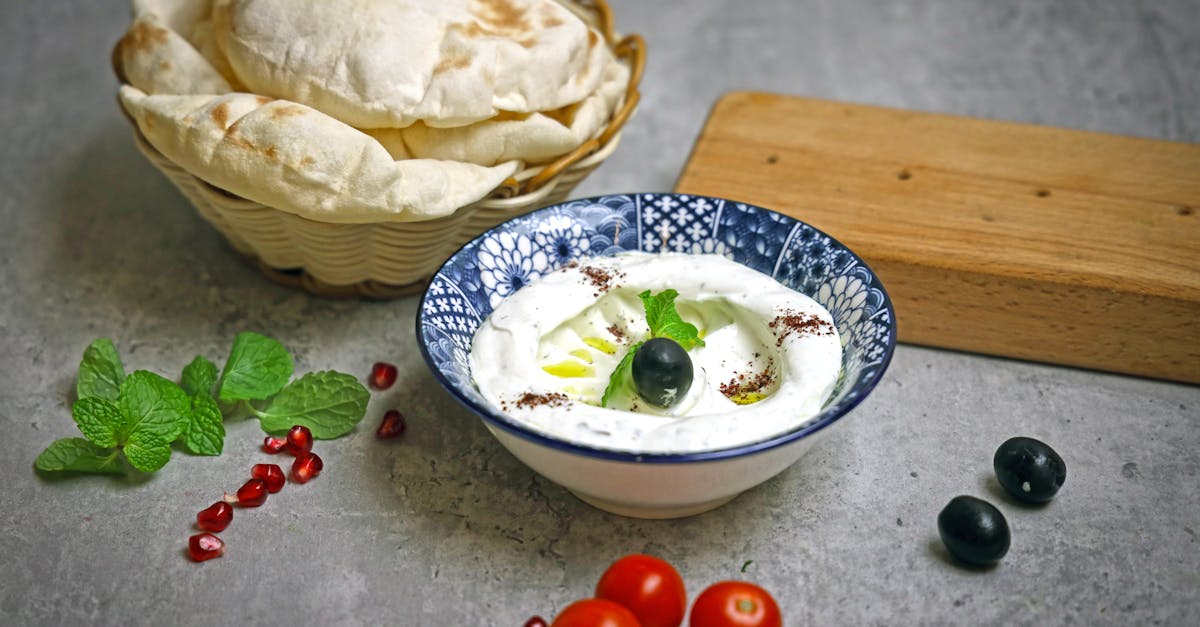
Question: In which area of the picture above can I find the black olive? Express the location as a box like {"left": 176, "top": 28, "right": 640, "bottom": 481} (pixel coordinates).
{"left": 937, "top": 495, "right": 1010, "bottom": 566}
{"left": 631, "top": 337, "right": 693, "bottom": 408}
{"left": 993, "top": 436, "right": 1066, "bottom": 503}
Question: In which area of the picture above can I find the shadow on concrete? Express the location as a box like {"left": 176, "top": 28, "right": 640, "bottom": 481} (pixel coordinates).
{"left": 927, "top": 538, "right": 1000, "bottom": 573}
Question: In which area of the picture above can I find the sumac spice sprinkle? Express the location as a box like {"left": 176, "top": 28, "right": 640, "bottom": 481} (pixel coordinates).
{"left": 514, "top": 391, "right": 570, "bottom": 410}
{"left": 579, "top": 265, "right": 624, "bottom": 293}
{"left": 719, "top": 360, "right": 776, "bottom": 403}
{"left": 768, "top": 311, "right": 834, "bottom": 346}
{"left": 607, "top": 324, "right": 627, "bottom": 343}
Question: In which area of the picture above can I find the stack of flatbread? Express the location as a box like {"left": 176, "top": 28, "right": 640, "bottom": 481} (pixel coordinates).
{"left": 116, "top": 0, "right": 631, "bottom": 223}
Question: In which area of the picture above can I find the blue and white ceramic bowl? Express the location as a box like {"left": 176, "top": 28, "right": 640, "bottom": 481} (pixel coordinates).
{"left": 417, "top": 193, "right": 895, "bottom": 518}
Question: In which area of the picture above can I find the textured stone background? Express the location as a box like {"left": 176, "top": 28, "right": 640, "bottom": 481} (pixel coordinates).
{"left": 1, "top": 0, "right": 1197, "bottom": 625}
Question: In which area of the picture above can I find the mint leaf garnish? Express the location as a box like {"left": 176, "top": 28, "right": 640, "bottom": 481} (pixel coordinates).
{"left": 219, "top": 332, "right": 294, "bottom": 401}
{"left": 117, "top": 370, "right": 190, "bottom": 444}
{"left": 638, "top": 289, "right": 704, "bottom": 349}
{"left": 602, "top": 289, "right": 704, "bottom": 407}
{"left": 34, "top": 438, "right": 123, "bottom": 475}
{"left": 71, "top": 397, "right": 123, "bottom": 448}
{"left": 182, "top": 395, "right": 225, "bottom": 456}
{"left": 255, "top": 371, "right": 369, "bottom": 439}
{"left": 124, "top": 432, "right": 172, "bottom": 473}
{"left": 600, "top": 341, "right": 642, "bottom": 408}
{"left": 181, "top": 356, "right": 219, "bottom": 399}
{"left": 77, "top": 338, "right": 125, "bottom": 402}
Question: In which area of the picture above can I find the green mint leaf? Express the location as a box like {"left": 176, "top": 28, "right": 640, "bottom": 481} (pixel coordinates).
{"left": 602, "top": 290, "right": 702, "bottom": 407}
{"left": 34, "top": 438, "right": 124, "bottom": 475}
{"left": 71, "top": 397, "right": 123, "bottom": 448}
{"left": 638, "top": 290, "right": 704, "bottom": 350}
{"left": 182, "top": 394, "right": 225, "bottom": 456}
{"left": 76, "top": 338, "right": 125, "bottom": 402}
{"left": 123, "top": 431, "right": 172, "bottom": 473}
{"left": 218, "top": 332, "right": 294, "bottom": 402}
{"left": 255, "top": 371, "right": 369, "bottom": 439}
{"left": 180, "top": 356, "right": 219, "bottom": 399}
{"left": 117, "top": 370, "right": 191, "bottom": 444}
{"left": 601, "top": 341, "right": 642, "bottom": 408}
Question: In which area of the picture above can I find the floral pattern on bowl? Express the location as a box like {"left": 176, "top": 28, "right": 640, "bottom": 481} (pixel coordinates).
{"left": 418, "top": 193, "right": 896, "bottom": 461}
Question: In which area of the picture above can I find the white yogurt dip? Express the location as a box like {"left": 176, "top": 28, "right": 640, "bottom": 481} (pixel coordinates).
{"left": 469, "top": 252, "right": 842, "bottom": 453}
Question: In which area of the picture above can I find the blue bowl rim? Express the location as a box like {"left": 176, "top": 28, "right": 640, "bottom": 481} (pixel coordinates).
{"left": 416, "top": 192, "right": 897, "bottom": 464}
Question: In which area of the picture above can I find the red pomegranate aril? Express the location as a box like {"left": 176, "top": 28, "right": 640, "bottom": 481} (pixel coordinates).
{"left": 291, "top": 452, "right": 323, "bottom": 484}
{"left": 188, "top": 533, "right": 225, "bottom": 562}
{"left": 196, "top": 501, "right": 233, "bottom": 532}
{"left": 285, "top": 425, "right": 313, "bottom": 455}
{"left": 369, "top": 362, "right": 398, "bottom": 390}
{"left": 523, "top": 617, "right": 548, "bottom": 627}
{"left": 251, "top": 463, "right": 286, "bottom": 493}
{"left": 262, "top": 435, "right": 287, "bottom": 454}
{"left": 226, "top": 478, "right": 269, "bottom": 507}
{"left": 376, "top": 409, "right": 406, "bottom": 439}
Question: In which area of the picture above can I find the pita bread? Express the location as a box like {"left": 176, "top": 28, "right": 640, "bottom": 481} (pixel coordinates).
{"left": 367, "top": 51, "right": 629, "bottom": 165}
{"left": 119, "top": 86, "right": 520, "bottom": 223}
{"left": 212, "top": 0, "right": 611, "bottom": 129}
{"left": 116, "top": 0, "right": 627, "bottom": 224}
{"left": 132, "top": 0, "right": 212, "bottom": 34}
{"left": 117, "top": 11, "right": 232, "bottom": 95}
{"left": 129, "top": 1, "right": 246, "bottom": 90}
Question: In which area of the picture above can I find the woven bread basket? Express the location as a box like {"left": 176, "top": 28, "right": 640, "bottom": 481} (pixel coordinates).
{"left": 114, "top": 0, "right": 644, "bottom": 299}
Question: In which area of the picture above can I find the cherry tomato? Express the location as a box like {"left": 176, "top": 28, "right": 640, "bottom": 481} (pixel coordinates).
{"left": 689, "top": 581, "right": 781, "bottom": 627}
{"left": 594, "top": 554, "right": 686, "bottom": 627}
{"left": 551, "top": 599, "right": 641, "bottom": 627}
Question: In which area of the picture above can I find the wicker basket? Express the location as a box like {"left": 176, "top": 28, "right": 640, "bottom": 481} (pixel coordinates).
{"left": 114, "top": 0, "right": 644, "bottom": 299}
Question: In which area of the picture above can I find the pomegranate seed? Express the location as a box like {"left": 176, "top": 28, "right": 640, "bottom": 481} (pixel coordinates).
{"left": 262, "top": 436, "right": 287, "bottom": 454}
{"left": 251, "top": 463, "right": 286, "bottom": 493}
{"left": 196, "top": 501, "right": 233, "bottom": 532}
{"left": 291, "top": 452, "right": 323, "bottom": 484}
{"left": 225, "top": 478, "right": 269, "bottom": 507}
{"left": 369, "top": 362, "right": 398, "bottom": 390}
{"left": 375, "top": 409, "right": 406, "bottom": 439}
{"left": 523, "top": 617, "right": 548, "bottom": 627}
{"left": 285, "top": 425, "right": 313, "bottom": 455}
{"left": 188, "top": 533, "right": 225, "bottom": 562}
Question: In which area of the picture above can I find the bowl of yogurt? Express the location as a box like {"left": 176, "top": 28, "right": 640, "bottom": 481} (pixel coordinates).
{"left": 417, "top": 193, "right": 895, "bottom": 518}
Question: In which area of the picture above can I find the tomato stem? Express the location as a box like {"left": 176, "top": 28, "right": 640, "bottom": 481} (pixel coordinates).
{"left": 737, "top": 599, "right": 758, "bottom": 614}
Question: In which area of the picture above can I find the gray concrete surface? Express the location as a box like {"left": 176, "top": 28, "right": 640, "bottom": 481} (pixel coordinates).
{"left": 2, "top": 0, "right": 1198, "bottom": 625}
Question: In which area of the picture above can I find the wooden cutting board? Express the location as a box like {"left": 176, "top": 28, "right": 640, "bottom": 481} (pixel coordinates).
{"left": 675, "top": 92, "right": 1200, "bottom": 384}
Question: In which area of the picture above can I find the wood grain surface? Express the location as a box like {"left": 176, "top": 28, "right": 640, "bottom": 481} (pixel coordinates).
{"left": 676, "top": 92, "right": 1200, "bottom": 383}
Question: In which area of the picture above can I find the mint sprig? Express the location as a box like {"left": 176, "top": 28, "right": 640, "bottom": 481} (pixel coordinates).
{"left": 71, "top": 397, "right": 122, "bottom": 448}
{"left": 34, "top": 438, "right": 124, "bottom": 475}
{"left": 124, "top": 431, "right": 172, "bottom": 473}
{"left": 179, "top": 355, "right": 223, "bottom": 456}
{"left": 218, "top": 332, "right": 294, "bottom": 401}
{"left": 638, "top": 289, "right": 704, "bottom": 350}
{"left": 182, "top": 394, "right": 225, "bottom": 456}
{"left": 35, "top": 333, "right": 369, "bottom": 477}
{"left": 76, "top": 338, "right": 124, "bottom": 402}
{"left": 46, "top": 368, "right": 188, "bottom": 475}
{"left": 181, "top": 355, "right": 219, "bottom": 398}
{"left": 117, "top": 370, "right": 191, "bottom": 444}
{"left": 601, "top": 290, "right": 705, "bottom": 407}
{"left": 252, "top": 371, "right": 370, "bottom": 438}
